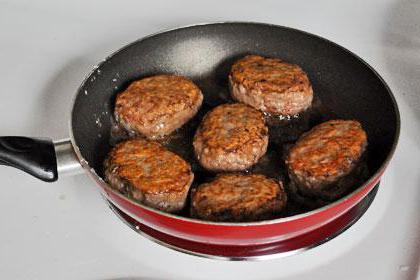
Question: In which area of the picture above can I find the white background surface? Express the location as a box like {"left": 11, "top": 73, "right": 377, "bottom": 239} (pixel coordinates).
{"left": 0, "top": 0, "right": 419, "bottom": 279}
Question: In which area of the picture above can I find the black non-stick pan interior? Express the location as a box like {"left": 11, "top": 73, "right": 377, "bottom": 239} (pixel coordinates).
{"left": 71, "top": 22, "right": 398, "bottom": 213}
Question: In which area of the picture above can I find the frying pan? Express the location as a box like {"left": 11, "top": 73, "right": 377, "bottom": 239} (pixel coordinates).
{"left": 0, "top": 22, "right": 399, "bottom": 250}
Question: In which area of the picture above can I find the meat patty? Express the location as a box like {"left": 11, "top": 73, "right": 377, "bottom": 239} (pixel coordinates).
{"left": 193, "top": 103, "right": 268, "bottom": 172}
{"left": 114, "top": 75, "right": 203, "bottom": 139}
{"left": 191, "top": 174, "right": 287, "bottom": 222}
{"left": 104, "top": 138, "right": 194, "bottom": 213}
{"left": 229, "top": 55, "right": 313, "bottom": 116}
{"left": 286, "top": 120, "right": 368, "bottom": 198}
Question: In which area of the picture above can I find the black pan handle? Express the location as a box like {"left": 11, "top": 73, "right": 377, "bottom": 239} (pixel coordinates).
{"left": 0, "top": 137, "right": 58, "bottom": 182}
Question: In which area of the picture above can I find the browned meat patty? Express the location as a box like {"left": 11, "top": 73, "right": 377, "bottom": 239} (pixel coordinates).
{"left": 193, "top": 103, "right": 268, "bottom": 172}
{"left": 286, "top": 120, "right": 367, "bottom": 198}
{"left": 114, "top": 75, "right": 203, "bottom": 139}
{"left": 104, "top": 138, "right": 194, "bottom": 213}
{"left": 229, "top": 55, "right": 313, "bottom": 116}
{"left": 191, "top": 174, "right": 287, "bottom": 222}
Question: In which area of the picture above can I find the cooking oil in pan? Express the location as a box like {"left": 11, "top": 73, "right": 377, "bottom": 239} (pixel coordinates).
{"left": 108, "top": 94, "right": 369, "bottom": 218}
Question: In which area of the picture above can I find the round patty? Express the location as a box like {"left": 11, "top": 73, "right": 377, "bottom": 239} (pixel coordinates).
{"left": 104, "top": 138, "right": 194, "bottom": 213}
{"left": 286, "top": 120, "right": 367, "bottom": 197}
{"left": 191, "top": 174, "right": 287, "bottom": 222}
{"left": 193, "top": 103, "right": 268, "bottom": 172}
{"left": 114, "top": 75, "right": 203, "bottom": 139}
{"left": 229, "top": 55, "right": 313, "bottom": 116}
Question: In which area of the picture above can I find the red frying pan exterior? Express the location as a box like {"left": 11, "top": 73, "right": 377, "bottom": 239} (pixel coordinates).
{"left": 107, "top": 184, "right": 379, "bottom": 259}
{"left": 85, "top": 159, "right": 382, "bottom": 246}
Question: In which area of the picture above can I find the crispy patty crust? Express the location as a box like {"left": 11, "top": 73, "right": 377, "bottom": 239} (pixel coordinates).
{"left": 286, "top": 120, "right": 367, "bottom": 197}
{"left": 191, "top": 174, "right": 287, "bottom": 222}
{"left": 115, "top": 74, "right": 203, "bottom": 139}
{"left": 104, "top": 138, "right": 194, "bottom": 212}
{"left": 229, "top": 55, "right": 313, "bottom": 115}
{"left": 193, "top": 103, "right": 268, "bottom": 171}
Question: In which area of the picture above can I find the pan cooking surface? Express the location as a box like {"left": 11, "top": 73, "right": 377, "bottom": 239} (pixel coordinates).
{"left": 71, "top": 23, "right": 398, "bottom": 218}
{"left": 110, "top": 90, "right": 367, "bottom": 217}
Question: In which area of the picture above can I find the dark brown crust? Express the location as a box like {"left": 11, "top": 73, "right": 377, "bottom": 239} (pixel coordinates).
{"left": 104, "top": 138, "right": 194, "bottom": 212}
{"left": 191, "top": 174, "right": 287, "bottom": 222}
{"left": 115, "top": 75, "right": 203, "bottom": 139}
{"left": 286, "top": 120, "right": 367, "bottom": 194}
{"left": 229, "top": 55, "right": 313, "bottom": 115}
{"left": 193, "top": 103, "right": 268, "bottom": 171}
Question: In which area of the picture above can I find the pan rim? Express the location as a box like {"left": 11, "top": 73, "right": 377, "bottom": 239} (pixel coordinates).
{"left": 69, "top": 21, "right": 400, "bottom": 227}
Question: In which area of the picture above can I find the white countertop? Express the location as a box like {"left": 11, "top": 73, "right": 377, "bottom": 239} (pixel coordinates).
{"left": 0, "top": 0, "right": 419, "bottom": 279}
